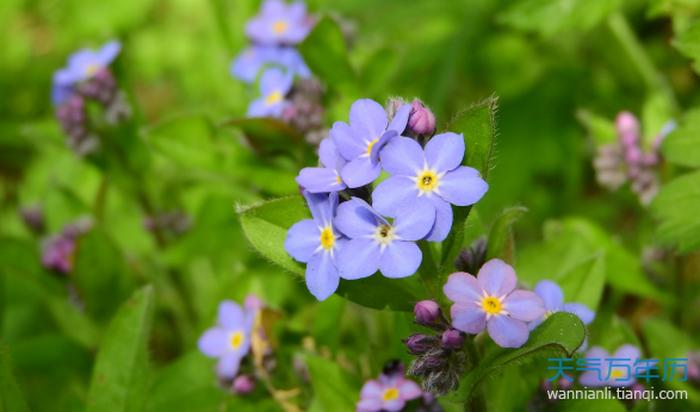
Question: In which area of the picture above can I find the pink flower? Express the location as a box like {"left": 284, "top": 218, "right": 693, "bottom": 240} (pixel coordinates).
{"left": 356, "top": 372, "right": 422, "bottom": 412}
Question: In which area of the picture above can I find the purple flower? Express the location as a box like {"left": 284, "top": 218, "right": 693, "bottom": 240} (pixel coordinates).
{"left": 295, "top": 138, "right": 347, "bottom": 193}
{"left": 247, "top": 68, "right": 293, "bottom": 118}
{"left": 356, "top": 371, "right": 422, "bottom": 412}
{"left": 52, "top": 41, "right": 121, "bottom": 105}
{"left": 334, "top": 197, "right": 434, "bottom": 279}
{"left": 330, "top": 99, "right": 411, "bottom": 188}
{"left": 407, "top": 99, "right": 436, "bottom": 136}
{"left": 245, "top": 0, "right": 312, "bottom": 46}
{"left": 198, "top": 300, "right": 254, "bottom": 379}
{"left": 579, "top": 345, "right": 649, "bottom": 387}
{"left": 414, "top": 300, "right": 441, "bottom": 326}
{"left": 41, "top": 234, "right": 76, "bottom": 274}
{"left": 232, "top": 374, "right": 256, "bottom": 394}
{"left": 530, "top": 280, "right": 595, "bottom": 330}
{"left": 231, "top": 46, "right": 310, "bottom": 83}
{"left": 443, "top": 259, "right": 545, "bottom": 348}
{"left": 373, "top": 132, "right": 488, "bottom": 241}
{"left": 284, "top": 192, "right": 347, "bottom": 300}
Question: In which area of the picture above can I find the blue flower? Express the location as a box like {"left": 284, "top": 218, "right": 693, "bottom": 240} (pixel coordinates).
{"left": 52, "top": 41, "right": 121, "bottom": 105}
{"left": 334, "top": 197, "right": 434, "bottom": 279}
{"left": 247, "top": 68, "right": 293, "bottom": 118}
{"left": 296, "top": 138, "right": 347, "bottom": 193}
{"left": 285, "top": 192, "right": 347, "bottom": 300}
{"left": 230, "top": 46, "right": 310, "bottom": 83}
{"left": 198, "top": 300, "right": 254, "bottom": 379}
{"left": 245, "top": 0, "right": 312, "bottom": 46}
{"left": 330, "top": 98, "right": 411, "bottom": 188}
{"left": 530, "top": 280, "right": 595, "bottom": 330}
{"left": 372, "top": 133, "right": 488, "bottom": 241}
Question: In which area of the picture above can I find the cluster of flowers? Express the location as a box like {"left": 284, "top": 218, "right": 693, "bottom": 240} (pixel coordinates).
{"left": 284, "top": 97, "right": 489, "bottom": 300}
{"left": 231, "top": 0, "right": 324, "bottom": 136}
{"left": 593, "top": 111, "right": 675, "bottom": 204}
{"left": 197, "top": 296, "right": 269, "bottom": 394}
{"left": 405, "top": 259, "right": 595, "bottom": 393}
{"left": 52, "top": 41, "right": 130, "bottom": 155}
{"left": 357, "top": 361, "right": 442, "bottom": 412}
{"left": 41, "top": 217, "right": 93, "bottom": 274}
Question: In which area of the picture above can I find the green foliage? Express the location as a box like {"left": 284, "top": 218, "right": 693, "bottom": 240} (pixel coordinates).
{"left": 305, "top": 354, "right": 360, "bottom": 411}
{"left": 486, "top": 206, "right": 527, "bottom": 263}
{"left": 651, "top": 170, "right": 700, "bottom": 253}
{"left": 298, "top": 16, "right": 356, "bottom": 91}
{"left": 86, "top": 286, "right": 154, "bottom": 412}
{"left": 0, "top": 343, "right": 30, "bottom": 412}
{"left": 662, "top": 107, "right": 700, "bottom": 168}
{"left": 447, "top": 312, "right": 585, "bottom": 402}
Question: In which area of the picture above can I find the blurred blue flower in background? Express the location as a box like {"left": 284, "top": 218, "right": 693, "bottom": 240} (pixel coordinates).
{"left": 198, "top": 300, "right": 254, "bottom": 379}
{"left": 246, "top": 68, "right": 293, "bottom": 117}
{"left": 231, "top": 46, "right": 310, "bottom": 83}
{"left": 245, "top": 0, "right": 312, "bottom": 46}
{"left": 530, "top": 280, "right": 595, "bottom": 330}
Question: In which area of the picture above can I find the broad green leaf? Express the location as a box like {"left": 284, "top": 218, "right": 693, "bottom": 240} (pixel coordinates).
{"left": 661, "top": 107, "right": 700, "bottom": 168}
{"left": 0, "top": 343, "right": 30, "bottom": 412}
{"left": 556, "top": 255, "right": 606, "bottom": 310}
{"left": 673, "top": 20, "right": 700, "bottom": 74}
{"left": 359, "top": 47, "right": 399, "bottom": 95}
{"left": 298, "top": 16, "right": 356, "bottom": 89}
{"left": 86, "top": 286, "right": 154, "bottom": 412}
{"left": 641, "top": 92, "right": 675, "bottom": 145}
{"left": 238, "top": 197, "right": 422, "bottom": 311}
{"left": 447, "top": 312, "right": 585, "bottom": 402}
{"left": 576, "top": 109, "right": 617, "bottom": 145}
{"left": 499, "top": 0, "right": 622, "bottom": 37}
{"left": 651, "top": 170, "right": 700, "bottom": 253}
{"left": 222, "top": 117, "right": 308, "bottom": 158}
{"left": 486, "top": 206, "right": 527, "bottom": 263}
{"left": 73, "top": 229, "right": 135, "bottom": 321}
{"left": 147, "top": 114, "right": 217, "bottom": 169}
{"left": 305, "top": 354, "right": 360, "bottom": 412}
{"left": 518, "top": 218, "right": 668, "bottom": 302}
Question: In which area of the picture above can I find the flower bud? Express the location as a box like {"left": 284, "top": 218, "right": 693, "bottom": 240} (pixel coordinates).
{"left": 455, "top": 237, "right": 487, "bottom": 274}
{"left": 244, "top": 294, "right": 264, "bottom": 311}
{"left": 20, "top": 205, "right": 45, "bottom": 235}
{"left": 405, "top": 334, "right": 438, "bottom": 355}
{"left": 408, "top": 99, "right": 436, "bottom": 136}
{"left": 441, "top": 329, "right": 464, "bottom": 349}
{"left": 616, "top": 111, "right": 639, "bottom": 146}
{"left": 232, "top": 374, "right": 256, "bottom": 395}
{"left": 414, "top": 300, "right": 440, "bottom": 325}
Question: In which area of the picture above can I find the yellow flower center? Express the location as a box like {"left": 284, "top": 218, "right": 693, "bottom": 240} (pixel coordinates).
{"left": 374, "top": 224, "right": 395, "bottom": 246}
{"left": 229, "top": 331, "right": 245, "bottom": 350}
{"left": 365, "top": 138, "right": 379, "bottom": 156}
{"left": 85, "top": 63, "right": 99, "bottom": 76}
{"left": 335, "top": 174, "right": 342, "bottom": 184}
{"left": 382, "top": 387, "right": 399, "bottom": 401}
{"left": 481, "top": 296, "right": 502, "bottom": 315}
{"left": 265, "top": 91, "right": 283, "bottom": 106}
{"left": 610, "top": 368, "right": 626, "bottom": 380}
{"left": 416, "top": 170, "right": 439, "bottom": 192}
{"left": 272, "top": 20, "right": 288, "bottom": 34}
{"left": 320, "top": 226, "right": 335, "bottom": 250}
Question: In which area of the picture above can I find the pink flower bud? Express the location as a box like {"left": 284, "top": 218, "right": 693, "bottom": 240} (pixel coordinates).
{"left": 408, "top": 99, "right": 436, "bottom": 136}
{"left": 441, "top": 329, "right": 464, "bottom": 349}
{"left": 232, "top": 374, "right": 256, "bottom": 395}
{"left": 616, "top": 111, "right": 639, "bottom": 144}
{"left": 414, "top": 300, "right": 440, "bottom": 325}
{"left": 244, "top": 294, "right": 263, "bottom": 311}
{"left": 404, "top": 334, "right": 438, "bottom": 355}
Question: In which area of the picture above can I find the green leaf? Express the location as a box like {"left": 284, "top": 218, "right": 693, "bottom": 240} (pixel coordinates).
{"left": 86, "top": 286, "right": 155, "bottom": 412}
{"left": 486, "top": 206, "right": 527, "bottom": 263}
{"left": 448, "top": 312, "right": 585, "bottom": 402}
{"left": 238, "top": 197, "right": 423, "bottom": 311}
{"left": 222, "top": 117, "right": 308, "bottom": 158}
{"left": 305, "top": 354, "right": 360, "bottom": 412}
{"left": 445, "top": 96, "right": 498, "bottom": 179}
{"left": 651, "top": 170, "right": 700, "bottom": 253}
{"left": 0, "top": 343, "right": 30, "bottom": 412}
{"left": 643, "top": 318, "right": 692, "bottom": 358}
{"left": 556, "top": 255, "right": 606, "bottom": 310}
{"left": 661, "top": 107, "right": 700, "bottom": 168}
{"left": 298, "top": 16, "right": 356, "bottom": 89}
{"left": 576, "top": 109, "right": 617, "bottom": 145}
{"left": 641, "top": 92, "right": 675, "bottom": 145}
{"left": 499, "top": 0, "right": 622, "bottom": 37}
{"left": 673, "top": 20, "right": 700, "bottom": 74}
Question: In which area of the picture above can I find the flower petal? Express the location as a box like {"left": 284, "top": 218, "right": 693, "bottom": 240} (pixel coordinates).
{"left": 304, "top": 191, "right": 336, "bottom": 226}
{"left": 534, "top": 280, "right": 564, "bottom": 311}
{"left": 336, "top": 238, "right": 380, "bottom": 280}
{"left": 334, "top": 197, "right": 380, "bottom": 238}
{"left": 97, "top": 40, "right": 121, "bottom": 66}
{"left": 372, "top": 176, "right": 418, "bottom": 216}
{"left": 296, "top": 167, "right": 345, "bottom": 193}
{"left": 318, "top": 138, "right": 341, "bottom": 169}
{"left": 379, "top": 136, "right": 424, "bottom": 176}
{"left": 285, "top": 219, "right": 320, "bottom": 262}
{"left": 218, "top": 301, "right": 246, "bottom": 329}
{"left": 437, "top": 166, "right": 488, "bottom": 206}
{"left": 424, "top": 196, "right": 452, "bottom": 242}
{"left": 477, "top": 259, "right": 517, "bottom": 296}
{"left": 450, "top": 302, "right": 487, "bottom": 334}
{"left": 331, "top": 121, "right": 364, "bottom": 160}
{"left": 340, "top": 156, "right": 381, "bottom": 188}
{"left": 443, "top": 273, "right": 482, "bottom": 303}
{"left": 216, "top": 353, "right": 243, "bottom": 379}
{"left": 425, "top": 132, "right": 464, "bottom": 172}
{"left": 392, "top": 198, "right": 435, "bottom": 241}
{"left": 305, "top": 252, "right": 340, "bottom": 301}
{"left": 387, "top": 103, "right": 412, "bottom": 134}
{"left": 487, "top": 316, "right": 530, "bottom": 348}
{"left": 613, "top": 344, "right": 640, "bottom": 361}
{"left": 197, "top": 328, "right": 228, "bottom": 357}
{"left": 349, "top": 98, "right": 388, "bottom": 140}
{"left": 397, "top": 379, "right": 422, "bottom": 401}
{"left": 503, "top": 290, "right": 545, "bottom": 322}
{"left": 562, "top": 303, "right": 595, "bottom": 325}
{"left": 379, "top": 241, "right": 421, "bottom": 278}
{"left": 259, "top": 68, "right": 292, "bottom": 95}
